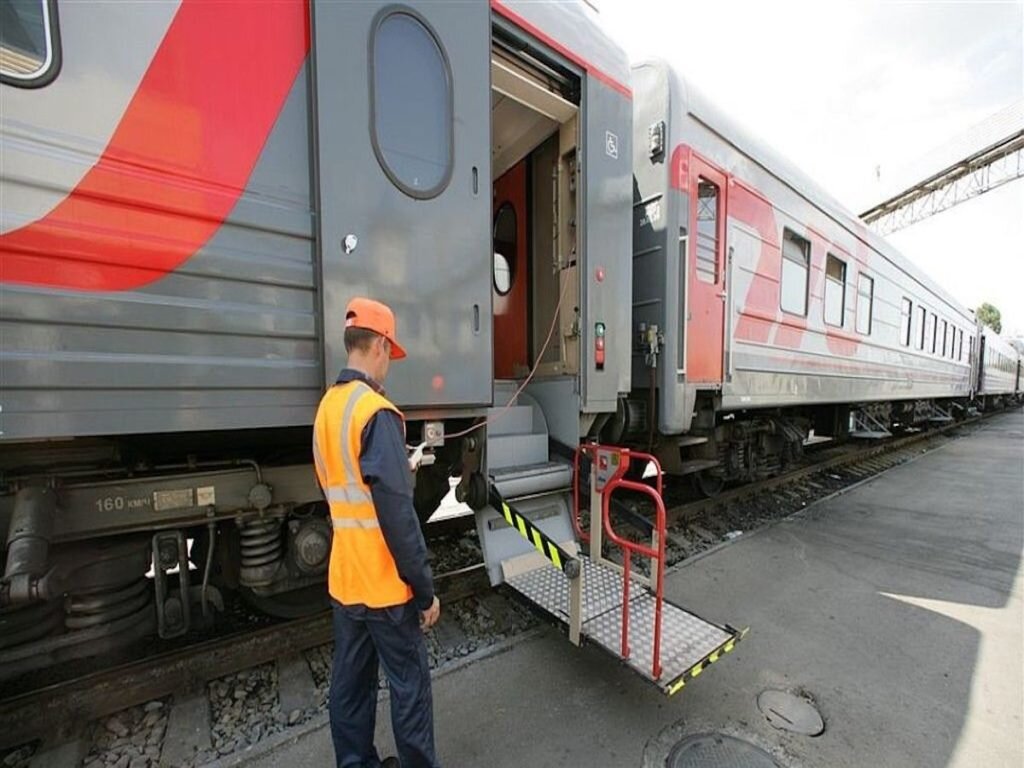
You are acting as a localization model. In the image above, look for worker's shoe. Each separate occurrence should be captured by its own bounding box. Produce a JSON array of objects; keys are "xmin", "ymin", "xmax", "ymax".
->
[{"xmin": 380, "ymin": 758, "xmax": 399, "ymax": 768}]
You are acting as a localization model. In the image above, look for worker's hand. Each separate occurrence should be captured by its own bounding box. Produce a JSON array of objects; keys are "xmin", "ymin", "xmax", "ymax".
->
[{"xmin": 420, "ymin": 596, "xmax": 441, "ymax": 630}]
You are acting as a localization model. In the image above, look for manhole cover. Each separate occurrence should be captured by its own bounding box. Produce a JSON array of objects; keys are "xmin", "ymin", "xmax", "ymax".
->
[
  {"xmin": 757, "ymin": 689, "xmax": 825, "ymax": 736},
  {"xmin": 667, "ymin": 733, "xmax": 779, "ymax": 768}
]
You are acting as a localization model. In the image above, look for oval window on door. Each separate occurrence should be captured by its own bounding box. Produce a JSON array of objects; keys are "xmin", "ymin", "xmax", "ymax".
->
[
  {"xmin": 370, "ymin": 9, "xmax": 453, "ymax": 199},
  {"xmin": 493, "ymin": 203, "xmax": 516, "ymax": 295}
]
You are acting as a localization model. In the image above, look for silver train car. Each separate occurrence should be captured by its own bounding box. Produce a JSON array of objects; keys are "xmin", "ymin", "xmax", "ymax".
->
[
  {"xmin": 978, "ymin": 327, "xmax": 1022, "ymax": 404},
  {"xmin": 619, "ymin": 61, "xmax": 1016, "ymax": 492},
  {"xmin": 0, "ymin": 0, "xmax": 633, "ymax": 674}
]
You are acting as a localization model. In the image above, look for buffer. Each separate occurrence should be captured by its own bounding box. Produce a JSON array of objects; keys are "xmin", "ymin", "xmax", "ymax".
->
[{"xmin": 476, "ymin": 440, "xmax": 746, "ymax": 696}]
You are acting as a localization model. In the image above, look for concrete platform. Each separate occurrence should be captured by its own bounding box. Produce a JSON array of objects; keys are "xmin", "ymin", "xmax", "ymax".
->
[{"xmin": 239, "ymin": 411, "xmax": 1023, "ymax": 768}]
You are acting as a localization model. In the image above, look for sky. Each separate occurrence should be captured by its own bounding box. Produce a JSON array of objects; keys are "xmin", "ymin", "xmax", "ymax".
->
[{"xmin": 597, "ymin": 0, "xmax": 1024, "ymax": 336}]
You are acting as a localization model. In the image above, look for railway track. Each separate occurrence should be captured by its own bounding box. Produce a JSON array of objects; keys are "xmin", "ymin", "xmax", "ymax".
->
[
  {"xmin": 666, "ymin": 416, "xmax": 986, "ymax": 527},
  {"xmin": 0, "ymin": 564, "xmax": 496, "ymax": 764},
  {"xmin": 602, "ymin": 411, "xmax": 1003, "ymax": 570}
]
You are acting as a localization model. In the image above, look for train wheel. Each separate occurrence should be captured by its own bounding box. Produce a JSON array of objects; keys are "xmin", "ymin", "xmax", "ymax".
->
[
  {"xmin": 239, "ymin": 584, "xmax": 328, "ymax": 619},
  {"xmin": 692, "ymin": 470, "xmax": 725, "ymax": 498}
]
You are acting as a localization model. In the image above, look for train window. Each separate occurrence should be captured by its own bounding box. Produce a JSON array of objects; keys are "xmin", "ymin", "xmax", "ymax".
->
[
  {"xmin": 941, "ymin": 321, "xmax": 948, "ymax": 358},
  {"xmin": 929, "ymin": 313, "xmax": 937, "ymax": 353},
  {"xmin": 958, "ymin": 330, "xmax": 964, "ymax": 361},
  {"xmin": 370, "ymin": 9, "xmax": 453, "ymax": 199},
  {"xmin": 492, "ymin": 202, "xmax": 516, "ymax": 296},
  {"xmin": 780, "ymin": 229, "xmax": 809, "ymax": 315},
  {"xmin": 916, "ymin": 306, "xmax": 926, "ymax": 349},
  {"xmin": 695, "ymin": 179, "xmax": 720, "ymax": 283},
  {"xmin": 0, "ymin": 0, "xmax": 60, "ymax": 87},
  {"xmin": 824, "ymin": 254, "xmax": 846, "ymax": 327},
  {"xmin": 900, "ymin": 298, "xmax": 913, "ymax": 346},
  {"xmin": 855, "ymin": 274, "xmax": 874, "ymax": 335}
]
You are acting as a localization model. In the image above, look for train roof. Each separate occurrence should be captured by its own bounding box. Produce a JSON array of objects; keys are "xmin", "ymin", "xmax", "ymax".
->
[{"xmin": 638, "ymin": 60, "xmax": 975, "ymax": 321}]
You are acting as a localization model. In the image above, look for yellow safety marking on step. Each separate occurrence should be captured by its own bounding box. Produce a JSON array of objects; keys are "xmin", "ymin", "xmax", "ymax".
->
[
  {"xmin": 497, "ymin": 493, "xmax": 575, "ymax": 575},
  {"xmin": 667, "ymin": 678, "xmax": 686, "ymax": 695},
  {"xmin": 664, "ymin": 626, "xmax": 750, "ymax": 697},
  {"xmin": 549, "ymin": 545, "xmax": 562, "ymax": 570}
]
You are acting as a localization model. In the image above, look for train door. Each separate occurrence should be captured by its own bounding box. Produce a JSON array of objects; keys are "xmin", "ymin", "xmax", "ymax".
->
[
  {"xmin": 311, "ymin": 2, "xmax": 492, "ymax": 408},
  {"xmin": 493, "ymin": 160, "xmax": 529, "ymax": 379},
  {"xmin": 686, "ymin": 158, "xmax": 727, "ymax": 383}
]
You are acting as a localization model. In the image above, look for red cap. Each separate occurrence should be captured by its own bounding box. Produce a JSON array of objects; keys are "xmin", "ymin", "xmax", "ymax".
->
[{"xmin": 344, "ymin": 297, "xmax": 407, "ymax": 360}]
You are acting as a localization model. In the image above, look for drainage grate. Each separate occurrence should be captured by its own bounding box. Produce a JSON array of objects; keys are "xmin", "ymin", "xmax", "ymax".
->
[
  {"xmin": 757, "ymin": 689, "xmax": 825, "ymax": 736},
  {"xmin": 667, "ymin": 733, "xmax": 780, "ymax": 768}
]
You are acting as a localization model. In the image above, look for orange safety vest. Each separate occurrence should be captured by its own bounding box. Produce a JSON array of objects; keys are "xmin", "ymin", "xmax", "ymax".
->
[{"xmin": 312, "ymin": 380, "xmax": 413, "ymax": 608}]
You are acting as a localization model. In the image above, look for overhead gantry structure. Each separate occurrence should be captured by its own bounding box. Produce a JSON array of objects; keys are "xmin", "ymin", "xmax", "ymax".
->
[{"xmin": 861, "ymin": 102, "xmax": 1024, "ymax": 236}]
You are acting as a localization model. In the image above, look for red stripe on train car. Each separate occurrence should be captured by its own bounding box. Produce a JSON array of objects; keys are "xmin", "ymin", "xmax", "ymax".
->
[
  {"xmin": 490, "ymin": 0, "xmax": 633, "ymax": 100},
  {"xmin": 672, "ymin": 144, "xmax": 862, "ymax": 358},
  {"xmin": 0, "ymin": 0, "xmax": 310, "ymax": 291}
]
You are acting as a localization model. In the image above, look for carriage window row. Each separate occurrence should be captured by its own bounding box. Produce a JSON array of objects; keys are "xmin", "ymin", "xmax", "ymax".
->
[
  {"xmin": 902, "ymin": 296, "xmax": 965, "ymax": 361},
  {"xmin": 780, "ymin": 236, "xmax": 874, "ymax": 333},
  {"xmin": 993, "ymin": 352, "xmax": 1019, "ymax": 374}
]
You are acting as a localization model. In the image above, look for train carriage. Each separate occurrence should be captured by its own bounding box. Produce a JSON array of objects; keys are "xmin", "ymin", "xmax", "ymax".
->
[
  {"xmin": 622, "ymin": 61, "xmax": 982, "ymax": 490},
  {"xmin": 0, "ymin": 0, "xmax": 637, "ymax": 676},
  {"xmin": 978, "ymin": 327, "xmax": 1022, "ymax": 407}
]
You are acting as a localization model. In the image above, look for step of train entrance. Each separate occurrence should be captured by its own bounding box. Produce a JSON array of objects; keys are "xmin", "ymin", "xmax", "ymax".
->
[{"xmin": 504, "ymin": 555, "xmax": 746, "ymax": 696}]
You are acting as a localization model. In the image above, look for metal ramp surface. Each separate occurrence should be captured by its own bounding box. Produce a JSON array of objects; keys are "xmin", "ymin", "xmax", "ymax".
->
[{"xmin": 505, "ymin": 556, "xmax": 742, "ymax": 695}]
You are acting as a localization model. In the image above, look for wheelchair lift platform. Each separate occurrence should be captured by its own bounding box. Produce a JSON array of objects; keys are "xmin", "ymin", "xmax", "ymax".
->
[{"xmin": 481, "ymin": 445, "xmax": 746, "ymax": 696}]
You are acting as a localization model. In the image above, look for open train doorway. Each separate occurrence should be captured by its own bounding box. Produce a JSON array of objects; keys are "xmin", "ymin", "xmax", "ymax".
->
[{"xmin": 490, "ymin": 38, "xmax": 580, "ymax": 384}]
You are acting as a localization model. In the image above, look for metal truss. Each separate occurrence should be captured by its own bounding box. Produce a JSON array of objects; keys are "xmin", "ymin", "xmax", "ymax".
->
[{"xmin": 861, "ymin": 128, "xmax": 1024, "ymax": 236}]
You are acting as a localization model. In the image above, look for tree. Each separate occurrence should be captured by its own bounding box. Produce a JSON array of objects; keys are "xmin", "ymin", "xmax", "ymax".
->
[{"xmin": 976, "ymin": 302, "xmax": 1002, "ymax": 334}]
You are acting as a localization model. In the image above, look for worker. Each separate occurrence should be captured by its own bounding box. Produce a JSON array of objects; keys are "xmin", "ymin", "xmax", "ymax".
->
[{"xmin": 313, "ymin": 297, "xmax": 441, "ymax": 768}]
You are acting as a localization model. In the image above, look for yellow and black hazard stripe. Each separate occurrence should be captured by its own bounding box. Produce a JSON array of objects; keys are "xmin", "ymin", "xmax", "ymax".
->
[
  {"xmin": 664, "ymin": 626, "xmax": 750, "ymax": 696},
  {"xmin": 489, "ymin": 485, "xmax": 580, "ymax": 578}
]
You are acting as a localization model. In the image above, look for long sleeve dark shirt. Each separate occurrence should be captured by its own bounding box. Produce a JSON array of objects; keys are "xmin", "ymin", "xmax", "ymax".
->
[{"xmin": 336, "ymin": 369, "xmax": 435, "ymax": 611}]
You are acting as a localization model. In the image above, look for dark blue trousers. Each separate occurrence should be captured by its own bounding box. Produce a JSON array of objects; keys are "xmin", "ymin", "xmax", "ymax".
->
[{"xmin": 329, "ymin": 601, "xmax": 439, "ymax": 768}]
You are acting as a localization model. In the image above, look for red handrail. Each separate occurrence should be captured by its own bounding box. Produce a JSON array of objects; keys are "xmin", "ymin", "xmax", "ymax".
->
[{"xmin": 573, "ymin": 445, "xmax": 667, "ymax": 680}]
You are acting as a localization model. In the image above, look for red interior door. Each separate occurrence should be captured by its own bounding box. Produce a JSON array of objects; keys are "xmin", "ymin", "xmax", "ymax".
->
[
  {"xmin": 686, "ymin": 158, "xmax": 727, "ymax": 383},
  {"xmin": 493, "ymin": 161, "xmax": 529, "ymax": 379}
]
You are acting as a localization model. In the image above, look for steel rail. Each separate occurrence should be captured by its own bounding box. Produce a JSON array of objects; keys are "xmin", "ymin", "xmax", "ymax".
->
[{"xmin": 664, "ymin": 413, "xmax": 993, "ymax": 527}]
